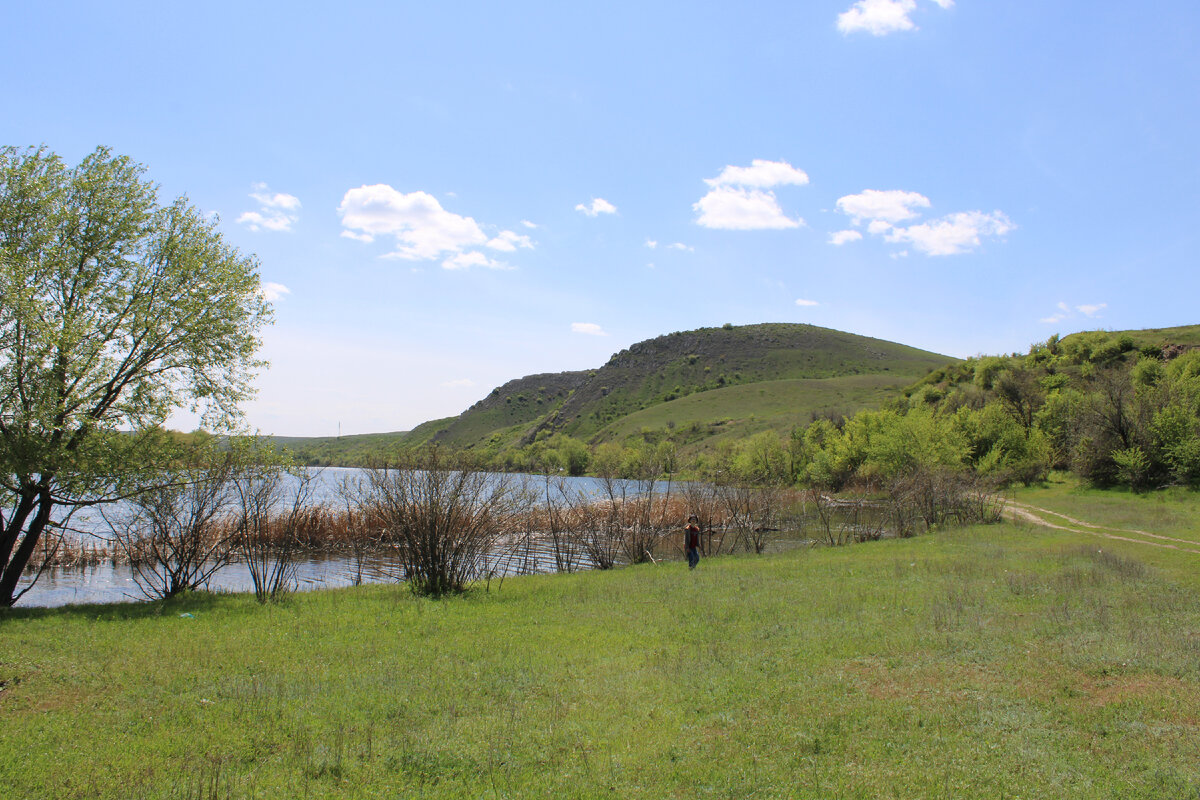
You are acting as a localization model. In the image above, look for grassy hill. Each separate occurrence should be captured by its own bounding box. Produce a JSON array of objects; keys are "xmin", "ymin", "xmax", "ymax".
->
[
  {"xmin": 592, "ymin": 373, "xmax": 920, "ymax": 457},
  {"xmin": 276, "ymin": 322, "xmax": 954, "ymax": 465},
  {"xmin": 273, "ymin": 322, "xmax": 1199, "ymax": 468},
  {"xmin": 530, "ymin": 322, "xmax": 951, "ymax": 442},
  {"xmin": 1059, "ymin": 323, "xmax": 1200, "ymax": 350}
]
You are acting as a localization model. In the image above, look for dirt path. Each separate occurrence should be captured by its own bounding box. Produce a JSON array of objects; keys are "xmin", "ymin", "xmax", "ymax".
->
[{"xmin": 1003, "ymin": 499, "xmax": 1200, "ymax": 555}]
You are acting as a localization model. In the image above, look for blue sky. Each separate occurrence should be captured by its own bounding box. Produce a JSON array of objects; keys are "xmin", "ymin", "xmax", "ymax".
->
[{"xmin": 4, "ymin": 1, "xmax": 1198, "ymax": 436}]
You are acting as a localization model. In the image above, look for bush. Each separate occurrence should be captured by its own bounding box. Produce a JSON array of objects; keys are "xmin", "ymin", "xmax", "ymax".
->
[{"xmin": 360, "ymin": 449, "xmax": 522, "ymax": 596}]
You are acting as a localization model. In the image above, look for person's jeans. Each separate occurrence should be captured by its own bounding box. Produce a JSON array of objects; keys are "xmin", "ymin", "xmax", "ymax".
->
[{"xmin": 687, "ymin": 547, "xmax": 699, "ymax": 569}]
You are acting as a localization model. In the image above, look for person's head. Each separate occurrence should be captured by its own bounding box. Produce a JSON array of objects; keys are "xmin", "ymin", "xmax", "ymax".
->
[{"xmin": 687, "ymin": 514, "xmax": 698, "ymax": 524}]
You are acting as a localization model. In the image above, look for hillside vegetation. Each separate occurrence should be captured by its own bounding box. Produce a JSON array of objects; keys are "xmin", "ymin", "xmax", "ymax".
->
[{"xmin": 280, "ymin": 323, "xmax": 952, "ymax": 467}]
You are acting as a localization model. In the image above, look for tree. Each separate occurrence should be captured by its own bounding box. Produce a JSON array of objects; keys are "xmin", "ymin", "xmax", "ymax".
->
[{"xmin": 0, "ymin": 145, "xmax": 270, "ymax": 606}]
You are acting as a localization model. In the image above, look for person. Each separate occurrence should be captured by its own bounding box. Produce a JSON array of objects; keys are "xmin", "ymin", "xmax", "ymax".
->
[{"xmin": 685, "ymin": 515, "xmax": 701, "ymax": 570}]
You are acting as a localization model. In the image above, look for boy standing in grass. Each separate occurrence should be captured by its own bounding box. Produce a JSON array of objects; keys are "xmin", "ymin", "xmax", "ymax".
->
[{"xmin": 685, "ymin": 515, "xmax": 701, "ymax": 570}]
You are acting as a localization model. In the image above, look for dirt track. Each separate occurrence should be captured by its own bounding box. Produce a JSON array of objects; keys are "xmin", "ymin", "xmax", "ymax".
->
[{"xmin": 1004, "ymin": 499, "xmax": 1200, "ymax": 555}]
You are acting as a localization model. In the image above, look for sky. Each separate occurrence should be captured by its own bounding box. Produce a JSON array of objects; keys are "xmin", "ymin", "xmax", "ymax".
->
[{"xmin": 3, "ymin": 1, "xmax": 1199, "ymax": 436}]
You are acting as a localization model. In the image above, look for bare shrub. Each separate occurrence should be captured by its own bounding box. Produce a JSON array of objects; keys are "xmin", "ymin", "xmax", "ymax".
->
[
  {"xmin": 570, "ymin": 491, "xmax": 622, "ymax": 570},
  {"xmin": 232, "ymin": 466, "xmax": 320, "ymax": 603},
  {"xmin": 886, "ymin": 469, "xmax": 1002, "ymax": 533},
  {"xmin": 360, "ymin": 449, "xmax": 521, "ymax": 596},
  {"xmin": 104, "ymin": 453, "xmax": 238, "ymax": 600}
]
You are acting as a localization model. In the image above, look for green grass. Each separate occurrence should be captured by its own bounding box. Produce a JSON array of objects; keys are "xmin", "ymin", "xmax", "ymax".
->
[
  {"xmin": 594, "ymin": 373, "xmax": 914, "ymax": 450},
  {"xmin": 1060, "ymin": 323, "xmax": 1200, "ymax": 350},
  {"xmin": 3, "ymin": 520, "xmax": 1200, "ymax": 798},
  {"xmin": 1013, "ymin": 473, "xmax": 1200, "ymax": 548}
]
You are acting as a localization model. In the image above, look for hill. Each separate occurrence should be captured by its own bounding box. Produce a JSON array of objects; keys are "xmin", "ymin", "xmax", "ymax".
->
[
  {"xmin": 410, "ymin": 322, "xmax": 954, "ymax": 463},
  {"xmin": 275, "ymin": 323, "xmax": 953, "ymax": 465}
]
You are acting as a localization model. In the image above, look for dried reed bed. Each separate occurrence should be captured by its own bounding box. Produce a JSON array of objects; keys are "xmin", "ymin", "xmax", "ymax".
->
[{"xmin": 23, "ymin": 487, "xmax": 805, "ymax": 574}]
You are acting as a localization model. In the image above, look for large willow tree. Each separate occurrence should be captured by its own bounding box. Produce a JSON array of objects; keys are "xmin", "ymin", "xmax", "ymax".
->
[{"xmin": 0, "ymin": 146, "xmax": 271, "ymax": 606}]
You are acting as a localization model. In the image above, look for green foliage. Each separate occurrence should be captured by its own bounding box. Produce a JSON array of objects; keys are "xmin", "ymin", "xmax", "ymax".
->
[
  {"xmin": 0, "ymin": 145, "xmax": 269, "ymax": 606},
  {"xmin": 1111, "ymin": 446, "xmax": 1152, "ymax": 492}
]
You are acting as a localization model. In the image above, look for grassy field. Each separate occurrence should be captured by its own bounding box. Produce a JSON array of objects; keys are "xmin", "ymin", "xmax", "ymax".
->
[
  {"xmin": 1012, "ymin": 474, "xmax": 1200, "ymax": 549},
  {"xmin": 3, "ymin": 512, "xmax": 1200, "ymax": 798},
  {"xmin": 593, "ymin": 373, "xmax": 914, "ymax": 451}
]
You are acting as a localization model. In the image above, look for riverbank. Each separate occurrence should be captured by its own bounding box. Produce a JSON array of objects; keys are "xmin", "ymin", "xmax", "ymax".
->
[{"xmin": 2, "ymin": 520, "xmax": 1199, "ymax": 798}]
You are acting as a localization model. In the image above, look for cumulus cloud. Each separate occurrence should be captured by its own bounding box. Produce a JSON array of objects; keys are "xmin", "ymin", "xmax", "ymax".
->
[
  {"xmin": 338, "ymin": 184, "xmax": 529, "ymax": 270},
  {"xmin": 486, "ymin": 230, "xmax": 534, "ymax": 252},
  {"xmin": 834, "ymin": 189, "xmax": 1013, "ymax": 256},
  {"xmin": 339, "ymin": 185, "xmax": 486, "ymax": 258},
  {"xmin": 695, "ymin": 160, "xmax": 807, "ymax": 230},
  {"xmin": 1040, "ymin": 302, "xmax": 1072, "ymax": 324},
  {"xmin": 260, "ymin": 282, "xmax": 291, "ymax": 301},
  {"xmin": 837, "ymin": 0, "xmax": 950, "ymax": 36},
  {"xmin": 828, "ymin": 229, "xmax": 864, "ymax": 246},
  {"xmin": 838, "ymin": 0, "xmax": 917, "ymax": 35},
  {"xmin": 837, "ymin": 189, "xmax": 931, "ymax": 225},
  {"xmin": 571, "ymin": 322, "xmax": 608, "ymax": 336},
  {"xmin": 795, "ymin": 298, "xmax": 820, "ymax": 307},
  {"xmin": 237, "ymin": 183, "xmax": 301, "ymax": 232},
  {"xmin": 442, "ymin": 251, "xmax": 511, "ymax": 271},
  {"xmin": 1040, "ymin": 301, "xmax": 1108, "ymax": 324},
  {"xmin": 645, "ymin": 239, "xmax": 658, "ymax": 249},
  {"xmin": 575, "ymin": 198, "xmax": 617, "ymax": 217},
  {"xmin": 668, "ymin": 242, "xmax": 694, "ymax": 252},
  {"xmin": 884, "ymin": 211, "xmax": 1015, "ymax": 256},
  {"xmin": 520, "ymin": 219, "xmax": 539, "ymax": 229},
  {"xmin": 705, "ymin": 159, "xmax": 810, "ymax": 189},
  {"xmin": 695, "ymin": 187, "xmax": 802, "ymax": 230}
]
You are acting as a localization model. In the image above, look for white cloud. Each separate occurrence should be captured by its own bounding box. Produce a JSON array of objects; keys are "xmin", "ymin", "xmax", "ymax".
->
[
  {"xmin": 571, "ymin": 322, "xmax": 608, "ymax": 336},
  {"xmin": 645, "ymin": 239, "xmax": 658, "ymax": 249},
  {"xmin": 837, "ymin": 0, "xmax": 952, "ymax": 36},
  {"xmin": 828, "ymin": 229, "xmax": 864, "ymax": 246},
  {"xmin": 1040, "ymin": 301, "xmax": 1107, "ymax": 324},
  {"xmin": 237, "ymin": 183, "xmax": 301, "ymax": 232},
  {"xmin": 695, "ymin": 160, "xmax": 809, "ymax": 231},
  {"xmin": 339, "ymin": 184, "xmax": 488, "ymax": 260},
  {"xmin": 250, "ymin": 183, "xmax": 301, "ymax": 211},
  {"xmin": 835, "ymin": 189, "xmax": 1014, "ymax": 256},
  {"xmin": 575, "ymin": 198, "xmax": 617, "ymax": 217},
  {"xmin": 836, "ymin": 189, "xmax": 931, "ymax": 225},
  {"xmin": 441, "ymin": 378, "xmax": 476, "ymax": 388},
  {"xmin": 1040, "ymin": 303, "xmax": 1071, "ymax": 324},
  {"xmin": 884, "ymin": 210, "xmax": 1015, "ymax": 256},
  {"xmin": 260, "ymin": 281, "xmax": 291, "ymax": 301},
  {"xmin": 795, "ymin": 298, "xmax": 820, "ymax": 307},
  {"xmin": 441, "ymin": 251, "xmax": 511, "ymax": 271},
  {"xmin": 486, "ymin": 230, "xmax": 534, "ymax": 252},
  {"xmin": 520, "ymin": 219, "xmax": 539, "ymax": 229},
  {"xmin": 694, "ymin": 186, "xmax": 802, "ymax": 230},
  {"xmin": 668, "ymin": 242, "xmax": 694, "ymax": 252},
  {"xmin": 838, "ymin": 0, "xmax": 917, "ymax": 35},
  {"xmin": 705, "ymin": 159, "xmax": 809, "ymax": 189}
]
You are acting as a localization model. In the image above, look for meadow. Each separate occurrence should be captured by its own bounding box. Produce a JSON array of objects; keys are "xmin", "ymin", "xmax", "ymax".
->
[{"xmin": 3, "ymin": 496, "xmax": 1200, "ymax": 799}]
